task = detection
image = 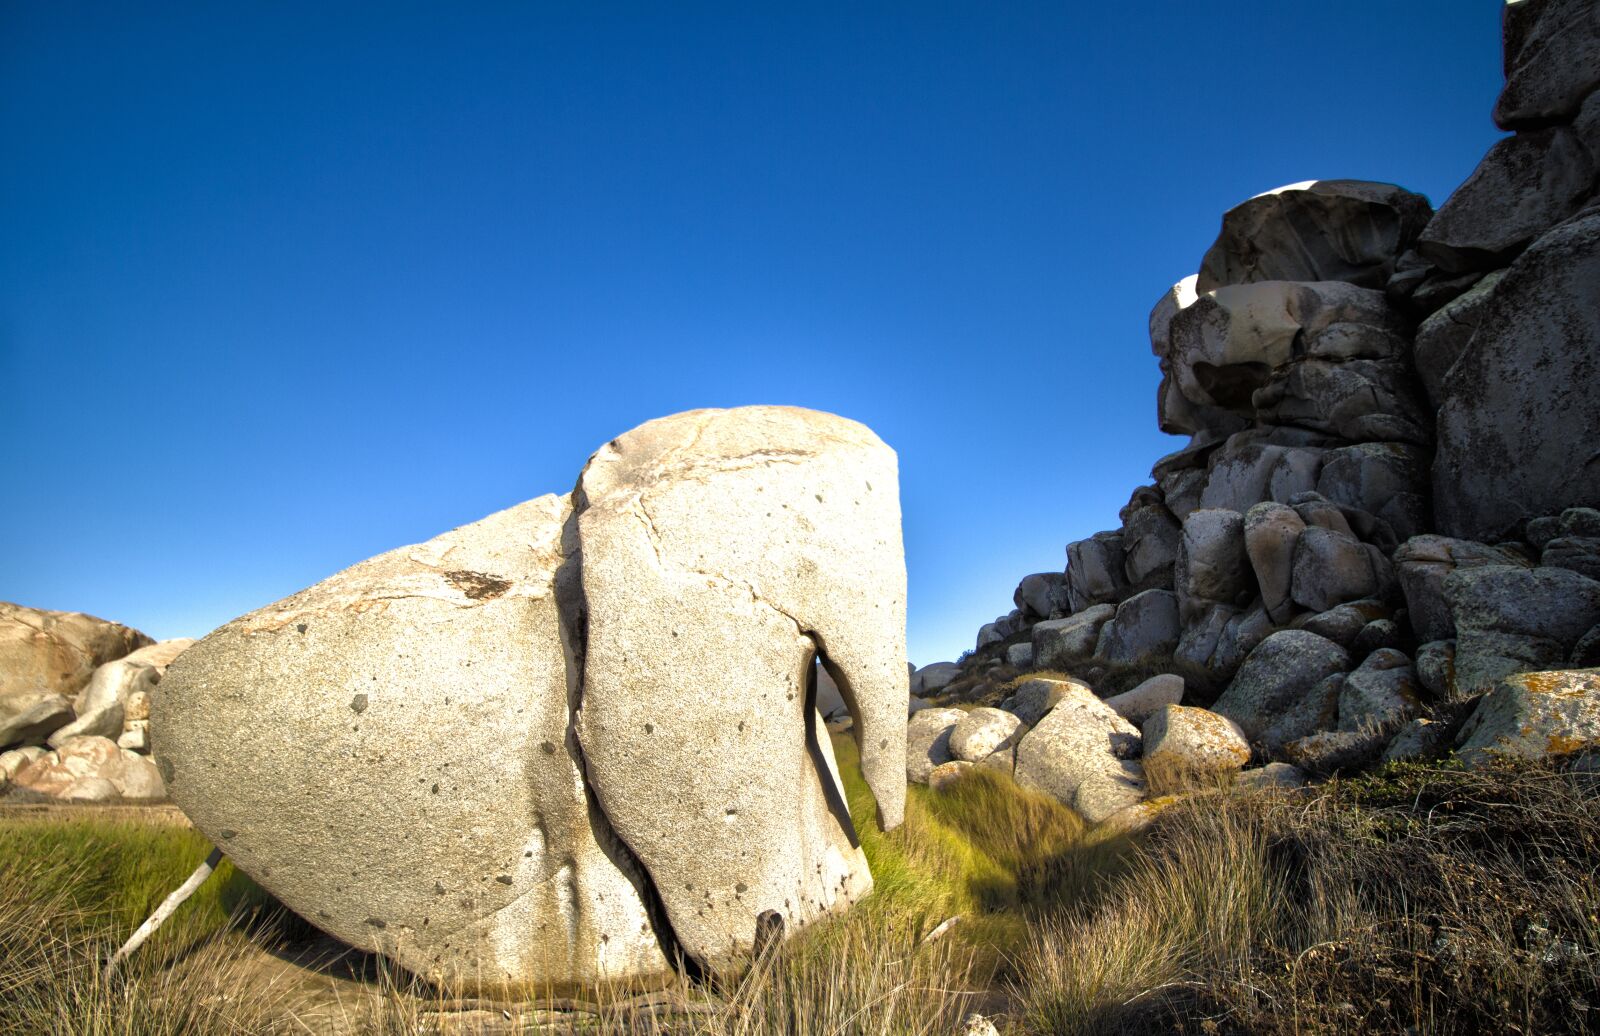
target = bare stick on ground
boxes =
[105,845,224,976]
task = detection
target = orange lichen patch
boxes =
[1515,669,1600,698]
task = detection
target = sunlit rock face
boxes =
[154,406,910,993]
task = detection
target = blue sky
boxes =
[1,3,1503,666]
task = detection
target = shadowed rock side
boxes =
[574,406,908,971]
[153,496,672,994]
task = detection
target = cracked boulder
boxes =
[154,405,913,993]
[155,495,672,994]
[575,407,907,972]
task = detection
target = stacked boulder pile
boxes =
[904,0,1600,816]
[0,602,187,803]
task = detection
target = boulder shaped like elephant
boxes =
[152,406,909,994]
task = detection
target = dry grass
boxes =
[6,756,1597,1034]
[1012,760,1600,1035]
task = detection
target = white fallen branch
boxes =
[106,845,224,977]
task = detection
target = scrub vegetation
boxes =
[3,752,1597,1034]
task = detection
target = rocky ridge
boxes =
[894,0,1600,817]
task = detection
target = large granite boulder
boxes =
[907,707,965,784]
[49,658,159,747]
[1244,502,1306,624]
[1434,210,1600,542]
[1195,181,1432,292]
[1175,509,1252,622]
[156,406,911,993]
[1066,532,1131,612]
[1121,506,1182,592]
[1094,589,1180,666]
[0,692,75,752]
[1417,124,1596,274]
[1315,443,1432,544]
[1032,605,1115,670]
[1457,668,1600,765]
[1395,535,1531,644]
[1493,0,1600,129]
[1014,572,1071,620]
[1443,564,1600,699]
[1001,677,1088,727]
[1336,649,1422,732]
[0,602,151,714]
[1103,673,1185,726]
[1140,704,1250,791]
[1290,526,1393,614]
[574,408,907,971]
[157,495,673,993]
[1014,683,1146,823]
[949,707,1026,764]
[1168,280,1401,413]
[1412,270,1506,410]
[10,734,165,802]
[1211,631,1351,749]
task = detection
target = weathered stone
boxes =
[913,662,961,696]
[1150,275,1200,359]
[1416,640,1457,699]
[1316,443,1432,544]
[1395,535,1530,643]
[907,708,965,785]
[1290,527,1392,614]
[1444,564,1600,698]
[121,638,196,673]
[1212,631,1350,747]
[1293,600,1390,649]
[1032,605,1115,670]
[1235,761,1309,792]
[1014,572,1071,620]
[1199,438,1328,515]
[1244,502,1305,624]
[1002,677,1090,727]
[1005,642,1034,668]
[1457,668,1600,765]
[1014,684,1146,823]
[1094,590,1180,666]
[1141,705,1250,791]
[1575,625,1600,668]
[0,692,74,751]
[1103,674,1185,726]
[576,408,909,971]
[157,495,673,992]
[1253,356,1433,446]
[51,658,159,748]
[1122,506,1181,592]
[1167,280,1408,425]
[1175,509,1252,622]
[10,736,164,801]
[1382,717,1452,764]
[1066,533,1131,612]
[1493,0,1600,128]
[1418,127,1595,273]
[1259,673,1346,754]
[1543,536,1600,582]
[1413,270,1507,410]
[0,602,152,704]
[1337,649,1421,732]
[1291,493,1355,537]
[1281,729,1387,777]
[976,623,1004,650]
[949,707,1026,764]
[927,760,974,792]
[1434,211,1600,541]
[0,745,47,782]
[1352,619,1406,658]
[1196,181,1433,291]
[117,722,149,753]
[1564,508,1600,538]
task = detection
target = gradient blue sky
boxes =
[2,3,1504,666]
